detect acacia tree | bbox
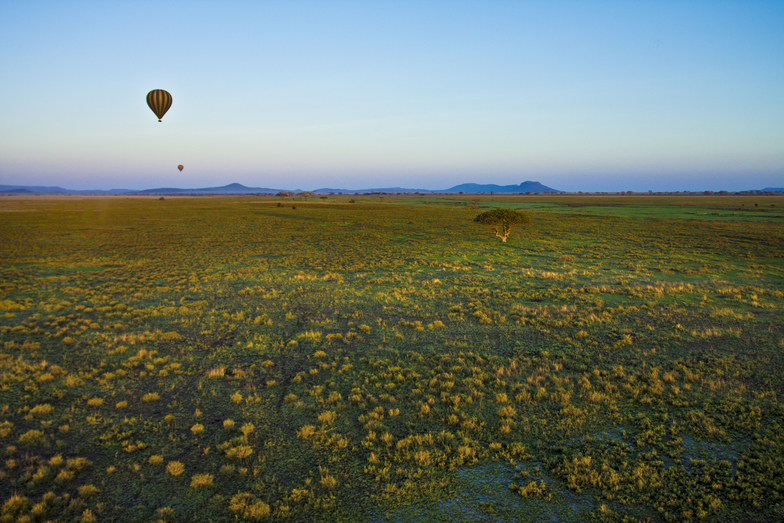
[474,208,530,243]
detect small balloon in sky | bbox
[177,164,184,172]
[146,89,172,122]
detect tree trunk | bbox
[493,225,511,242]
[501,224,511,242]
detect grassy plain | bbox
[0,194,782,522]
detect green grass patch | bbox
[0,194,782,522]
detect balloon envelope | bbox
[146,89,172,122]
[177,165,184,172]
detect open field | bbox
[1,194,783,522]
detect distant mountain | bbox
[134,183,283,194]
[1,184,67,193]
[0,184,69,193]
[133,181,561,194]
[441,181,561,193]
[2,180,563,195]
[0,184,132,194]
[314,181,561,194]
[314,187,432,193]
[6,182,783,195]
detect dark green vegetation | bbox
[0,194,782,522]
[473,209,530,243]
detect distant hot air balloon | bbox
[177,165,184,172]
[146,89,172,122]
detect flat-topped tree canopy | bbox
[474,208,530,243]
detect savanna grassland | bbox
[0,194,782,523]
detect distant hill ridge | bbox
[4,182,782,195]
[132,180,563,194]
[134,182,285,194]
[444,181,559,193]
[0,185,132,194]
[1,181,561,194]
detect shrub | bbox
[67,457,92,471]
[2,494,28,516]
[206,367,225,379]
[318,411,338,425]
[18,429,45,446]
[320,474,337,490]
[166,461,185,476]
[55,469,74,484]
[297,425,315,439]
[29,404,53,417]
[64,375,82,387]
[244,501,271,519]
[229,493,271,520]
[78,484,100,498]
[515,480,547,498]
[226,445,253,460]
[142,393,160,403]
[190,473,214,489]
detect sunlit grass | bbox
[0,194,781,522]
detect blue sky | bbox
[1,1,782,192]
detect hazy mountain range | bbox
[0,181,561,194]
[2,182,782,195]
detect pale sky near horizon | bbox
[1,1,782,192]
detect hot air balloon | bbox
[146,89,172,122]
[177,165,184,172]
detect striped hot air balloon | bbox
[146,89,172,122]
